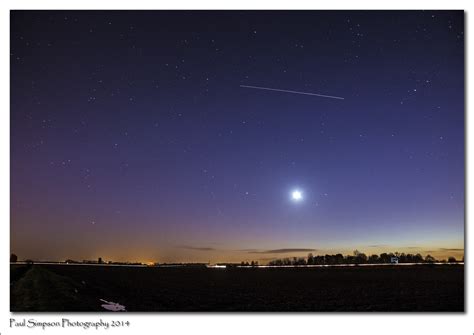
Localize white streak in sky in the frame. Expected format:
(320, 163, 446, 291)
(239, 85, 344, 100)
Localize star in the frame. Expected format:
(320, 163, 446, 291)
(291, 190, 303, 201)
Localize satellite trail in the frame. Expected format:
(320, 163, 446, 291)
(239, 85, 344, 100)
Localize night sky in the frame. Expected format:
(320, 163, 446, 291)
(11, 11, 464, 263)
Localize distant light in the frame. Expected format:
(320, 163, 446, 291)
(206, 264, 226, 269)
(292, 190, 303, 201)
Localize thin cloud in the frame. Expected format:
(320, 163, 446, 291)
(178, 246, 216, 251)
(438, 248, 464, 252)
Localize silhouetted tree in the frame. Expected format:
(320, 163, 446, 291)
(345, 255, 356, 264)
(398, 253, 407, 263)
(307, 253, 314, 265)
(368, 254, 379, 263)
(334, 254, 344, 264)
(414, 253, 424, 263)
(314, 255, 325, 265)
(448, 257, 457, 263)
(296, 257, 306, 266)
(404, 253, 413, 263)
(355, 252, 368, 264)
(10, 254, 18, 263)
(425, 254, 436, 263)
(379, 253, 390, 263)
(325, 254, 335, 265)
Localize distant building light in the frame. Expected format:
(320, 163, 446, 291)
(206, 264, 227, 269)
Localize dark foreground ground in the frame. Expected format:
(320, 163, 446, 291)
(11, 264, 464, 312)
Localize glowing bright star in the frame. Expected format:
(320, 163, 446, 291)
(291, 190, 303, 201)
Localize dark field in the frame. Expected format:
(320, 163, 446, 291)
(11, 264, 464, 312)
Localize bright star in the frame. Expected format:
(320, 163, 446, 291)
(291, 190, 303, 201)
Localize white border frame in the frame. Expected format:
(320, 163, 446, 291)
(1, 1, 471, 335)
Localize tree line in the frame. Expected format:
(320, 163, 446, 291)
(261, 250, 459, 266)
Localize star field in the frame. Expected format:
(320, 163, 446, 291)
(10, 10, 464, 263)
